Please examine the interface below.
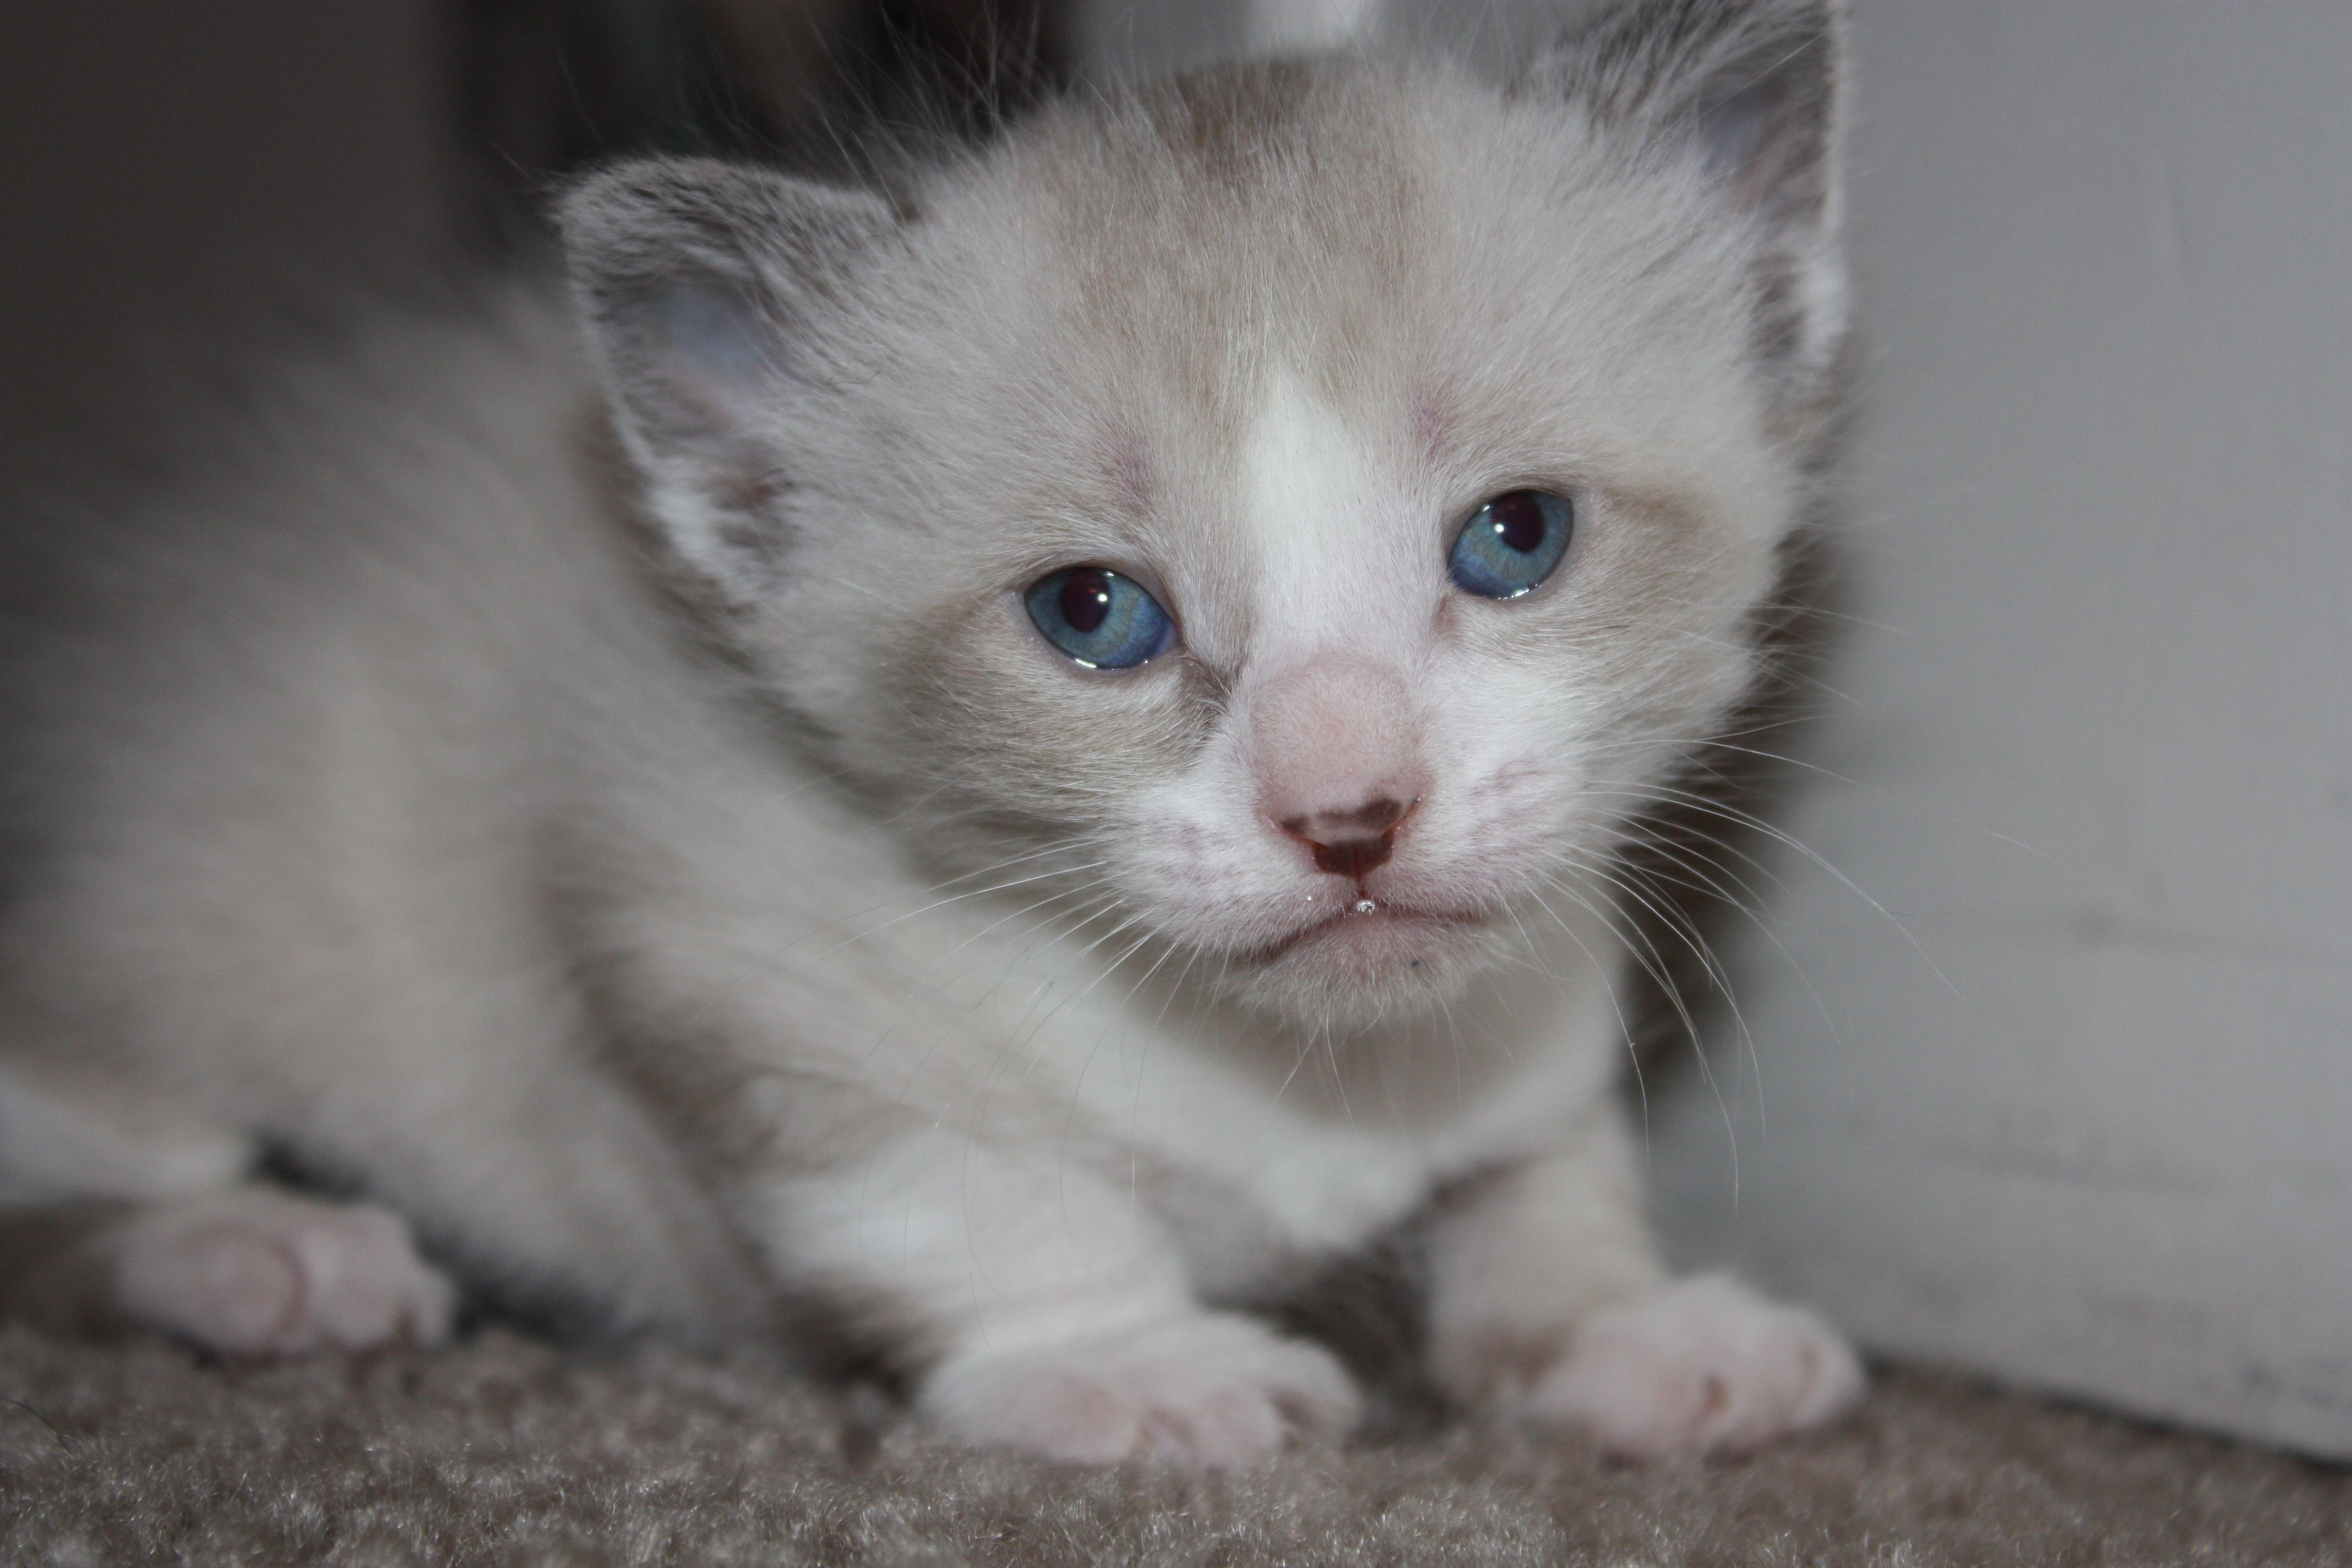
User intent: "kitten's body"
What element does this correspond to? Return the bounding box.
[0,1,1863,1464]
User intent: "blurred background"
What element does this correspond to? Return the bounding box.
[1,0,2345,1458]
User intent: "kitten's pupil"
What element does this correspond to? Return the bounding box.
[1447,489,1572,599]
[1060,569,1113,634]
[1024,567,1174,668]
[1489,491,1547,553]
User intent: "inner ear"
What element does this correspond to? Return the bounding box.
[1549,0,1839,221]
[559,158,899,600]
[1539,0,1846,387]
[1681,15,1837,233]
[622,276,785,454]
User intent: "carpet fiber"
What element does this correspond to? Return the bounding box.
[2,1327,2345,1566]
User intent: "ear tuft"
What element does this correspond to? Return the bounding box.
[1544,0,1848,394]
[559,159,898,598]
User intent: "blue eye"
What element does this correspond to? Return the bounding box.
[1023,567,1177,669]
[1447,489,1574,600]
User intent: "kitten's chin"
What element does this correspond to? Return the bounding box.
[1224,904,1506,1034]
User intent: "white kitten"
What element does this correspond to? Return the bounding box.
[0,0,1861,1466]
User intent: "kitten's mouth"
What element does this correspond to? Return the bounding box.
[1245,896,1491,971]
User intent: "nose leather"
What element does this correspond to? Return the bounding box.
[1250,658,1425,882]
[1279,797,1406,878]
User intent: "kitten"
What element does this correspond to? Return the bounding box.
[0,0,1863,1466]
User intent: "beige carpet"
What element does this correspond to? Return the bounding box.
[2,1326,2346,1566]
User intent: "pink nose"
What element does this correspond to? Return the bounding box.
[1280,794,1408,878]
[1249,659,1425,882]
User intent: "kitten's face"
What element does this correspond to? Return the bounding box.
[568,14,1844,1034]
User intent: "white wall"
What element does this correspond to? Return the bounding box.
[1650,1,2352,1458]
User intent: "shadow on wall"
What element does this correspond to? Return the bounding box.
[0,0,1063,476]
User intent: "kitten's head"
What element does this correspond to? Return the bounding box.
[563,0,1848,1035]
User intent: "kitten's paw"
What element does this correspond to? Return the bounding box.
[1523,1273,1862,1460]
[919,1312,1360,1468]
[112,1189,454,1356]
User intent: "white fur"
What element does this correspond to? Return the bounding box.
[0,1066,252,1205]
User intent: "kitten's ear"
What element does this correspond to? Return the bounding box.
[1544,0,1848,390]
[560,159,898,598]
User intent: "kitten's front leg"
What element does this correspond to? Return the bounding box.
[753,1128,1358,1467]
[1428,1106,1862,1459]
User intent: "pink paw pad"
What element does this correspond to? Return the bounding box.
[1528,1273,1863,1460]
[112,1189,454,1356]
[919,1312,1360,1468]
